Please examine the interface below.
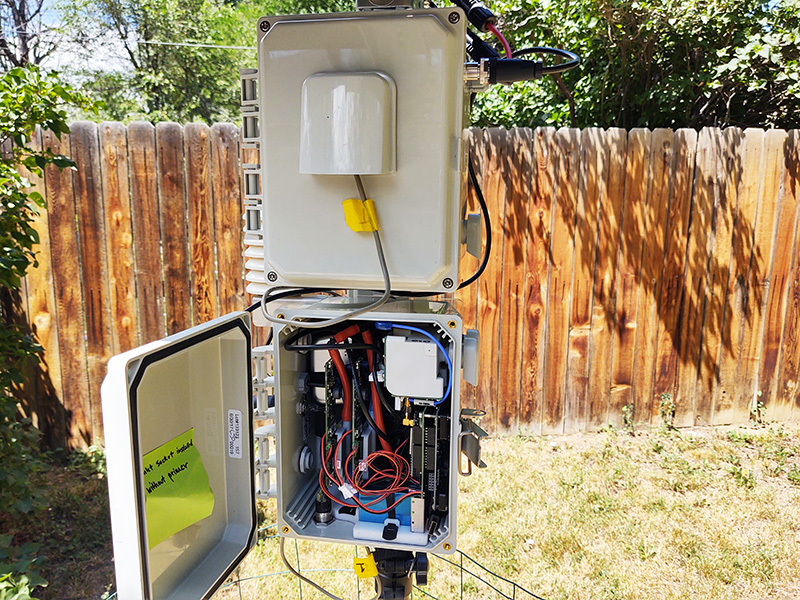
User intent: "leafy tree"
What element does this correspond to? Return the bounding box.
[57,0,360,122]
[0,0,60,69]
[58,0,250,122]
[0,64,96,597]
[473,0,800,129]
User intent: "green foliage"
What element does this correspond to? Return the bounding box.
[474,0,800,129]
[750,398,767,424]
[58,0,353,122]
[659,393,676,429]
[68,443,107,478]
[59,0,247,122]
[0,537,46,600]
[0,64,96,598]
[622,403,634,434]
[787,465,800,486]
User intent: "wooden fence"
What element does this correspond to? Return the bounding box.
[12,123,800,447]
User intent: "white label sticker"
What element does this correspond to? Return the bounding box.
[227,409,243,459]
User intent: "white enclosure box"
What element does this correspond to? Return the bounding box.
[101,313,256,600]
[245,8,467,294]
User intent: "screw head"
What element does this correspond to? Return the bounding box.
[443,277,454,289]
[448,11,460,24]
[282,525,290,534]
[443,542,452,551]
[267,271,278,282]
[260,20,270,32]
[447,320,457,329]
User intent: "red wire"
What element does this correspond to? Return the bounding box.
[487,23,513,59]
[328,324,362,422]
[362,330,391,453]
[319,431,421,515]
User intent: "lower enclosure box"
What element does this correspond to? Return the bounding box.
[271,299,463,554]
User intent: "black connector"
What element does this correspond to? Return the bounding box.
[488,57,543,83]
[382,521,399,541]
[451,0,496,32]
[466,28,499,60]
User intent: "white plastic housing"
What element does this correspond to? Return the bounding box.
[384,335,444,399]
[250,9,467,293]
[101,313,256,600]
[300,71,397,175]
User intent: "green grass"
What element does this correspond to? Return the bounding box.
[11,424,800,600]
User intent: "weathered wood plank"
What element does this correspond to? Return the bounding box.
[775,131,800,420]
[456,128,482,411]
[675,128,720,427]
[43,130,92,448]
[713,129,764,424]
[476,128,509,431]
[128,122,165,344]
[652,129,698,423]
[19,129,67,446]
[543,128,579,434]
[760,132,798,422]
[616,128,654,426]
[519,127,555,435]
[99,122,138,354]
[588,128,626,427]
[566,128,603,432]
[700,128,743,424]
[497,128,531,434]
[185,123,218,325]
[635,129,676,427]
[71,121,113,441]
[730,130,785,419]
[156,123,191,335]
[211,123,246,315]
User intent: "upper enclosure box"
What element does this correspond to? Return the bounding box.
[241,8,467,294]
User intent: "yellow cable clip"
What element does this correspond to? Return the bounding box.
[342,198,379,233]
[353,554,379,579]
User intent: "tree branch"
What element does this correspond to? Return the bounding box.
[552,72,577,127]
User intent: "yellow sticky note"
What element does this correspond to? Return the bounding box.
[354,555,379,579]
[142,428,215,549]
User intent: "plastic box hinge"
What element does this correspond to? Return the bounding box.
[240,68,258,106]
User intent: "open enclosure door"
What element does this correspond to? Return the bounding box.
[101,312,256,600]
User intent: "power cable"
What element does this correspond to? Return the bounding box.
[458,153,492,290]
[136,39,255,50]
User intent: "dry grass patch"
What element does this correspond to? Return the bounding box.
[217,423,800,600]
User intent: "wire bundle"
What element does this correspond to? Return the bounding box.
[319,432,421,515]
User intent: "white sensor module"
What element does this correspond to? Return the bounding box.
[384,334,444,399]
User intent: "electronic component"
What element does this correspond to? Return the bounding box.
[384,335,444,399]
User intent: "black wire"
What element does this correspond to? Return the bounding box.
[371,353,402,422]
[346,349,395,447]
[512,46,580,74]
[286,342,382,352]
[282,322,355,349]
[256,288,339,344]
[458,153,492,290]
